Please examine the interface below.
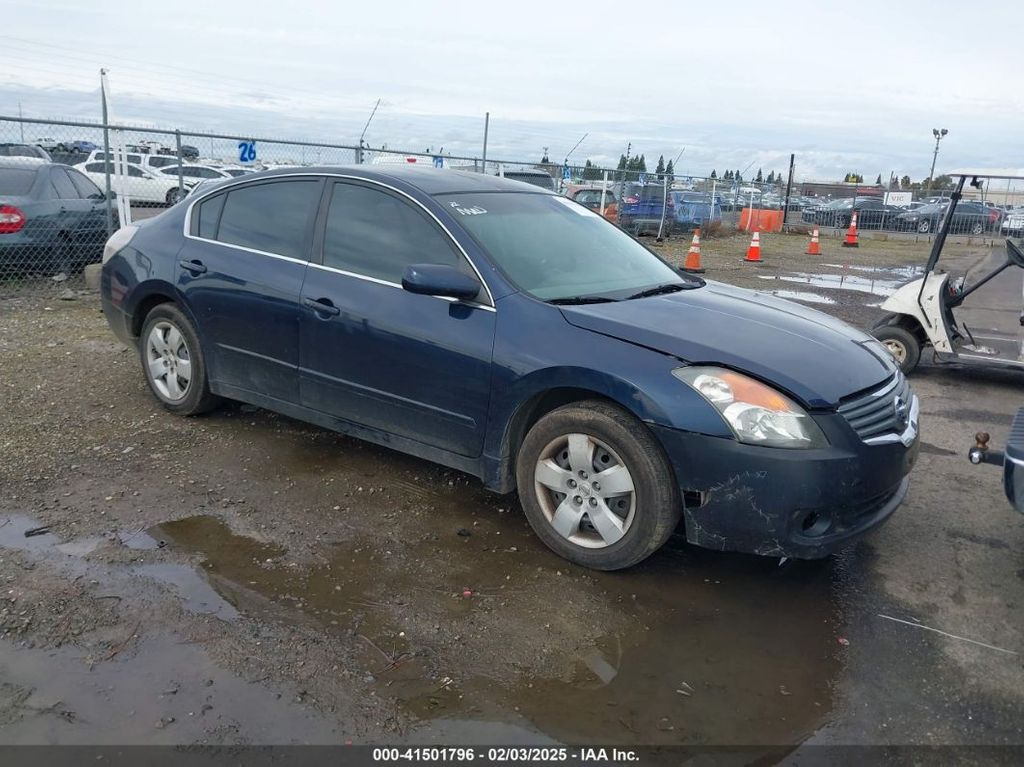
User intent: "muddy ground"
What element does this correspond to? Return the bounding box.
[1,233,1022,750]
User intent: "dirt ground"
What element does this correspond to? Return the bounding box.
[1,235,1023,749]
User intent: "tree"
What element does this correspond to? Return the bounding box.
[710,169,717,179]
[765,171,775,184]
[582,159,602,181]
[875,173,883,185]
[638,154,647,173]
[843,172,864,183]
[901,175,911,189]
[665,159,674,179]
[655,155,665,178]
[723,170,732,180]
[735,169,742,182]
[755,168,763,183]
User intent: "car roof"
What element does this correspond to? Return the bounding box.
[245,164,554,195]
[0,157,48,169]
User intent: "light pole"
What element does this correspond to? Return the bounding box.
[925,128,948,199]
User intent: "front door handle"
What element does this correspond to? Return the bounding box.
[303,297,341,316]
[179,259,207,274]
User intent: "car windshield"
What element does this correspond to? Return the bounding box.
[0,167,37,195]
[439,192,695,301]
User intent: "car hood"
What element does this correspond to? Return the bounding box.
[559,281,896,409]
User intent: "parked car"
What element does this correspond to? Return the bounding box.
[0,159,115,274]
[618,182,674,234]
[180,145,200,161]
[893,200,1000,234]
[100,166,919,570]
[79,160,194,205]
[670,191,722,231]
[496,168,558,192]
[35,137,60,152]
[65,140,98,154]
[75,149,180,172]
[0,143,52,162]
[806,197,903,229]
[157,164,237,183]
[568,187,618,223]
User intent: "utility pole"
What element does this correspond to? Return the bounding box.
[481,112,490,174]
[924,127,948,199]
[357,98,381,164]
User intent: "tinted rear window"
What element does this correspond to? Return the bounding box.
[215,180,320,259]
[0,167,37,195]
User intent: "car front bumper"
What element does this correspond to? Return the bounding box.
[650,416,919,559]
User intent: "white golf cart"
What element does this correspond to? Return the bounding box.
[872,171,1023,374]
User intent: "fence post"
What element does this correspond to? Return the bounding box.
[599,170,608,216]
[175,130,184,199]
[782,153,795,225]
[656,175,669,241]
[100,71,113,238]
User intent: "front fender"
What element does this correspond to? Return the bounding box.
[879,272,951,352]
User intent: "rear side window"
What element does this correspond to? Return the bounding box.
[0,167,37,195]
[148,156,176,168]
[215,180,320,259]
[195,193,226,239]
[67,168,101,198]
[51,168,80,199]
[322,182,464,283]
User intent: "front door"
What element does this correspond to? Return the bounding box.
[176,177,323,402]
[299,180,495,458]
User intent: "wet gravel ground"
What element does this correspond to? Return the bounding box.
[1,236,1023,748]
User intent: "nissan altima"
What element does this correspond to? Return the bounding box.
[100,166,919,570]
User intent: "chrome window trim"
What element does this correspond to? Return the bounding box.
[182,172,496,309]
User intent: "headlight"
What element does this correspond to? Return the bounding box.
[673,366,827,449]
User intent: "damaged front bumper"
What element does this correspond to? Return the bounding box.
[650,415,920,559]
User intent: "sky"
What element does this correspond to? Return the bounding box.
[2,0,1023,181]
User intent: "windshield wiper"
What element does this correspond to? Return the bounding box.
[548,295,619,305]
[626,283,686,300]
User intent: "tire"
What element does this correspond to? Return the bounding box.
[515,400,682,570]
[970,221,984,235]
[139,303,220,415]
[872,324,921,374]
[917,219,931,234]
[51,237,74,276]
[166,187,187,205]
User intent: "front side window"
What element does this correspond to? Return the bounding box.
[215,180,320,259]
[321,182,467,284]
[439,192,688,301]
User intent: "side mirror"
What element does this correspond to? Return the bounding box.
[402,264,481,301]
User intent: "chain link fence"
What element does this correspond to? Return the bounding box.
[4,114,1022,298]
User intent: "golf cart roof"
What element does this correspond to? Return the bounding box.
[946,169,1024,181]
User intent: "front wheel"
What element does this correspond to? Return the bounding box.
[515,400,682,570]
[970,221,984,235]
[873,324,921,374]
[917,219,931,234]
[140,303,220,415]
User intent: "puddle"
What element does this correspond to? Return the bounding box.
[758,272,905,297]
[135,563,240,621]
[151,514,844,746]
[761,289,836,305]
[820,264,924,281]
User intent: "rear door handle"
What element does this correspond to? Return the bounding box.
[179,259,207,274]
[303,297,341,316]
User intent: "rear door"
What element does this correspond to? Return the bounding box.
[66,166,112,262]
[298,179,496,457]
[177,177,323,402]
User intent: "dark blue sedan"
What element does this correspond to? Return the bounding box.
[100,166,920,570]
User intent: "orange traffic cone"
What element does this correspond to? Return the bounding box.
[744,229,762,262]
[682,228,705,273]
[807,228,822,256]
[842,212,859,248]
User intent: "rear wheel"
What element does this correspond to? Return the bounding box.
[917,219,932,234]
[140,304,220,415]
[166,187,187,205]
[970,221,984,235]
[515,400,682,570]
[873,324,921,374]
